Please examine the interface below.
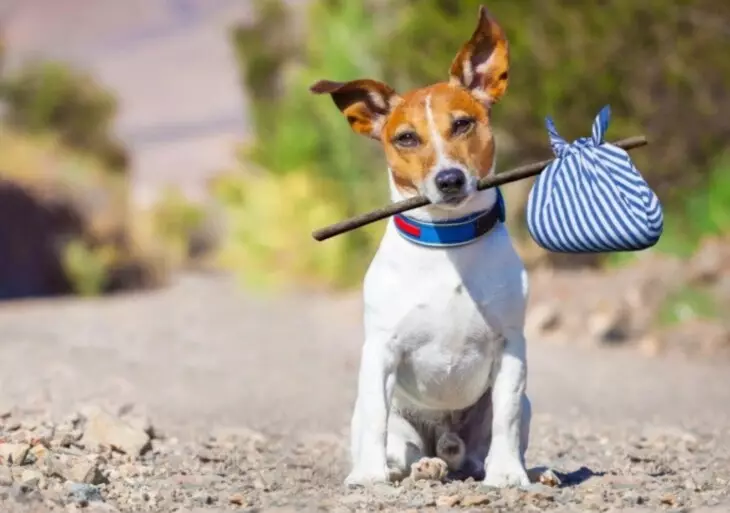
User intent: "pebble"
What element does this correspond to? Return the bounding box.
[436,494,460,507]
[81,407,151,456]
[68,456,108,485]
[461,493,491,506]
[68,482,104,504]
[19,468,43,487]
[0,466,13,486]
[0,443,30,465]
[229,492,247,505]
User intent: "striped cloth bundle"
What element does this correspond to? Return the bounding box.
[526,106,663,253]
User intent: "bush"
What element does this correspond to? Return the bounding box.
[131,186,209,270]
[61,240,116,297]
[213,168,380,290]
[0,61,128,171]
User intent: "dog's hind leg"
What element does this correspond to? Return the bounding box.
[386,411,425,481]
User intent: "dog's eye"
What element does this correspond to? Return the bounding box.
[451,117,475,136]
[392,131,420,148]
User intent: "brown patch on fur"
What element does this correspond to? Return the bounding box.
[383,83,495,193]
[449,6,509,105]
[309,79,400,139]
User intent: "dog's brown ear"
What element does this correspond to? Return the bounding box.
[310,79,401,140]
[449,5,509,106]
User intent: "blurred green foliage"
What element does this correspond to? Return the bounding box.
[657,284,720,327]
[62,239,116,297]
[134,187,208,270]
[224,0,730,289]
[0,61,128,171]
[220,0,390,289]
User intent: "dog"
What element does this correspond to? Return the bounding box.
[310,5,531,488]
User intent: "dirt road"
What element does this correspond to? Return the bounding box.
[1,272,729,511]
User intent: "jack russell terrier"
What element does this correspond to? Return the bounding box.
[311,5,531,488]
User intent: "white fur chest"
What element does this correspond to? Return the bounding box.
[363,220,528,412]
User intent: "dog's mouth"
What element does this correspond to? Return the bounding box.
[442,193,469,205]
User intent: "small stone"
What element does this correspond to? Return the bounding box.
[461,493,491,507]
[29,443,49,461]
[37,453,66,479]
[229,493,246,506]
[0,443,30,466]
[0,466,12,486]
[192,490,217,505]
[538,468,562,487]
[660,494,678,506]
[68,482,104,505]
[68,457,108,485]
[20,469,43,488]
[588,301,632,344]
[197,449,226,463]
[117,463,140,478]
[684,478,699,491]
[10,481,43,503]
[526,303,561,336]
[639,335,663,357]
[410,457,448,481]
[436,494,460,507]
[81,407,151,456]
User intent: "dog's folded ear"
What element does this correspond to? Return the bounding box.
[449,5,509,106]
[310,79,401,140]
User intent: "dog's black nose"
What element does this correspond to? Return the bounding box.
[434,168,466,193]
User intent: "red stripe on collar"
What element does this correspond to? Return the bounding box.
[394,215,421,237]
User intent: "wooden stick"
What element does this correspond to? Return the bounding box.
[312,135,648,242]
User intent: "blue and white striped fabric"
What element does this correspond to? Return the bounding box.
[526,106,663,253]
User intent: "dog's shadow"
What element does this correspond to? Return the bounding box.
[445,464,604,488]
[528,465,604,488]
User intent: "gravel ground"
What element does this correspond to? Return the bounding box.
[1,272,730,512]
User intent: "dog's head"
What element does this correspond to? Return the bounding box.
[311,5,509,213]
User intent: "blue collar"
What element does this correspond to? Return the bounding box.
[393,188,506,247]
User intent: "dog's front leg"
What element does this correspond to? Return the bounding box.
[345,337,398,487]
[483,331,530,488]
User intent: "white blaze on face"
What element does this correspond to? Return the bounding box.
[425,94,448,173]
[423,94,475,204]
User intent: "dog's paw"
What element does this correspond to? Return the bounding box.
[410,457,448,482]
[483,457,530,488]
[344,466,391,488]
